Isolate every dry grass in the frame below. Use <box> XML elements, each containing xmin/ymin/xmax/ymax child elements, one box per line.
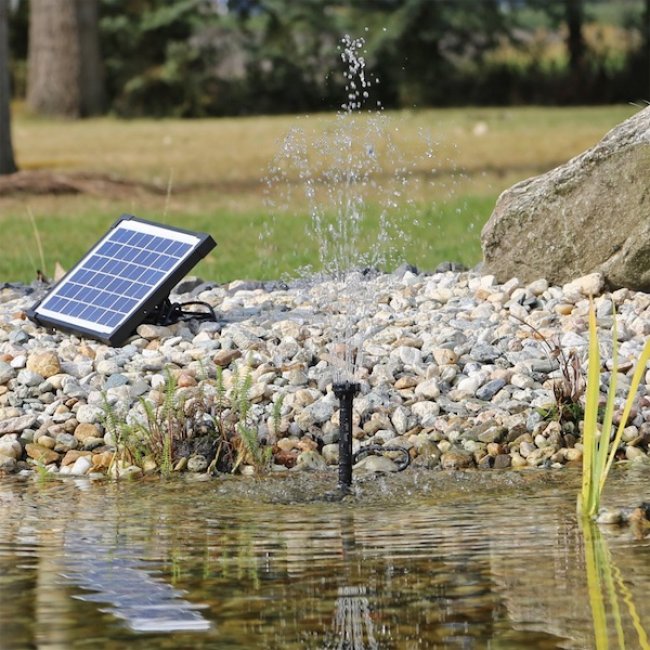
<box><xmin>1</xmin><ymin>104</ymin><xmax>639</xmax><ymax>282</ymax></box>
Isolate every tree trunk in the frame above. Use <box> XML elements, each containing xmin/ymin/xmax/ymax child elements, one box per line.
<box><xmin>566</xmin><ymin>0</ymin><xmax>585</xmax><ymax>74</ymax></box>
<box><xmin>76</xmin><ymin>0</ymin><xmax>105</xmax><ymax>116</ymax></box>
<box><xmin>26</xmin><ymin>0</ymin><xmax>81</xmax><ymax>117</ymax></box>
<box><xmin>0</xmin><ymin>0</ymin><xmax>17</xmax><ymax>175</ymax></box>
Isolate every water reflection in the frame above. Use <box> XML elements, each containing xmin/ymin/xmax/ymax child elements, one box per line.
<box><xmin>1</xmin><ymin>468</ymin><xmax>650</xmax><ymax>649</ymax></box>
<box><xmin>581</xmin><ymin>517</ymin><xmax>650</xmax><ymax>649</ymax></box>
<box><xmin>62</xmin><ymin>527</ymin><xmax>210</xmax><ymax>632</ymax></box>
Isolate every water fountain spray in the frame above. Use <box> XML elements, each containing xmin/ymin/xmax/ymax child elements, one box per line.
<box><xmin>333</xmin><ymin>380</ymin><xmax>360</xmax><ymax>492</ymax></box>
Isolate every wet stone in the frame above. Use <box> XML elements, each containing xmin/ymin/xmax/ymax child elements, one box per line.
<box><xmin>493</xmin><ymin>454</ymin><xmax>512</xmax><ymax>469</ymax></box>
<box><xmin>187</xmin><ymin>455</ymin><xmax>208</xmax><ymax>472</ymax></box>
<box><xmin>440</xmin><ymin>449</ymin><xmax>475</xmax><ymax>470</ymax></box>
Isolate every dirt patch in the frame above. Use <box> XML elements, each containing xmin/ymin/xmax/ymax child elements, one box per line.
<box><xmin>0</xmin><ymin>170</ymin><xmax>166</xmax><ymax>198</ymax></box>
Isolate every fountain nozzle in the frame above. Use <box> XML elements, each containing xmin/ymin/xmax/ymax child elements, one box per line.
<box><xmin>333</xmin><ymin>381</ymin><xmax>360</xmax><ymax>492</ymax></box>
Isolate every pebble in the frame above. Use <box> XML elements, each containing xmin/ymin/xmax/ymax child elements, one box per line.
<box><xmin>0</xmin><ymin>269</ymin><xmax>647</xmax><ymax>479</ymax></box>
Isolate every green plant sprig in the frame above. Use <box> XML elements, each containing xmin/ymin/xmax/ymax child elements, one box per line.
<box><xmin>579</xmin><ymin>298</ymin><xmax>650</xmax><ymax>518</ymax></box>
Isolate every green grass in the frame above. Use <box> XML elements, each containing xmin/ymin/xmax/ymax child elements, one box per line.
<box><xmin>1</xmin><ymin>104</ymin><xmax>639</xmax><ymax>283</ymax></box>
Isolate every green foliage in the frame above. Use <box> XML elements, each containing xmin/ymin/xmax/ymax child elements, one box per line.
<box><xmin>230</xmin><ymin>366</ymin><xmax>273</xmax><ymax>476</ymax></box>
<box><xmin>7</xmin><ymin>0</ymin><xmax>650</xmax><ymax>114</ymax></box>
<box><xmin>102</xmin><ymin>370</ymin><xmax>191</xmax><ymax>477</ymax></box>
<box><xmin>100</xmin><ymin>0</ymin><xmax>221</xmax><ymax>117</ymax></box>
<box><xmin>579</xmin><ymin>300</ymin><xmax>650</xmax><ymax>519</ymax></box>
<box><xmin>101</xmin><ymin>362</ymin><xmax>276</xmax><ymax>478</ymax></box>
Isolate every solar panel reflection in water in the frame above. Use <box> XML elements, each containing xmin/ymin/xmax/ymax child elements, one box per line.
<box><xmin>27</xmin><ymin>215</ymin><xmax>216</xmax><ymax>346</ymax></box>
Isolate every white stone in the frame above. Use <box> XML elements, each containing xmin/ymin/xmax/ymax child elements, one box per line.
<box><xmin>563</xmin><ymin>273</ymin><xmax>604</xmax><ymax>299</ymax></box>
<box><xmin>414</xmin><ymin>378</ymin><xmax>440</xmax><ymax>400</ymax></box>
<box><xmin>76</xmin><ymin>405</ymin><xmax>104</xmax><ymax>424</ymax></box>
<box><xmin>69</xmin><ymin>456</ymin><xmax>92</xmax><ymax>476</ymax></box>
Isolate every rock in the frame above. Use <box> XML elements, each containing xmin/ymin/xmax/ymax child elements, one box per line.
<box><xmin>74</xmin><ymin>422</ymin><xmax>101</xmax><ymax>443</ymax></box>
<box><xmin>481</xmin><ymin>106</ymin><xmax>650</xmax><ymax>291</ymax></box>
<box><xmin>0</xmin><ymin>414</ymin><xmax>37</xmax><ymax>434</ymax></box>
<box><xmin>432</xmin><ymin>348</ymin><xmax>458</xmax><ymax>365</ymax></box>
<box><xmin>25</xmin><ymin>443</ymin><xmax>60</xmax><ymax>465</ymax></box>
<box><xmin>0</xmin><ymin>437</ymin><xmax>22</xmax><ymax>459</ymax></box>
<box><xmin>354</xmin><ymin>454</ymin><xmax>399</xmax><ymax>473</ymax></box>
<box><xmin>563</xmin><ymin>273</ymin><xmax>605</xmax><ymax>299</ymax></box>
<box><xmin>626</xmin><ymin>446</ymin><xmax>646</xmax><ymax>461</ymax></box>
<box><xmin>54</xmin><ymin>432</ymin><xmax>78</xmax><ymax>453</ymax></box>
<box><xmin>76</xmin><ymin>405</ymin><xmax>104</xmax><ymax>424</ymax></box>
<box><xmin>411</xmin><ymin>401</ymin><xmax>440</xmax><ymax>427</ymax></box>
<box><xmin>414</xmin><ymin>378</ymin><xmax>440</xmax><ymax>400</ymax></box>
<box><xmin>0</xmin><ymin>454</ymin><xmax>17</xmax><ymax>470</ymax></box>
<box><xmin>187</xmin><ymin>454</ymin><xmax>208</xmax><ymax>472</ymax></box>
<box><xmin>136</xmin><ymin>324</ymin><xmax>172</xmax><ymax>339</ymax></box>
<box><xmin>493</xmin><ymin>454</ymin><xmax>512</xmax><ymax>469</ymax></box>
<box><xmin>69</xmin><ymin>455</ymin><xmax>92</xmax><ymax>476</ymax></box>
<box><xmin>294</xmin><ymin>450</ymin><xmax>328</xmax><ymax>471</ymax></box>
<box><xmin>476</xmin><ymin>379</ymin><xmax>506</xmax><ymax>401</ymax></box>
<box><xmin>390</xmin><ymin>406</ymin><xmax>410</xmax><ymax>435</ymax></box>
<box><xmin>322</xmin><ymin>443</ymin><xmax>339</xmax><ymax>465</ymax></box>
<box><xmin>440</xmin><ymin>449</ymin><xmax>475</xmax><ymax>469</ymax></box>
<box><xmin>0</xmin><ymin>361</ymin><xmax>14</xmax><ymax>384</ymax></box>
<box><xmin>596</xmin><ymin>508</ymin><xmax>624</xmax><ymax>525</ymax></box>
<box><xmin>26</xmin><ymin>351</ymin><xmax>61</xmax><ymax>378</ymax></box>
<box><xmin>92</xmin><ymin>451</ymin><xmax>114</xmax><ymax>471</ymax></box>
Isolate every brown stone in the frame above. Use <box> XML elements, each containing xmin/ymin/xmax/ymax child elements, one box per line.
<box><xmin>394</xmin><ymin>376</ymin><xmax>418</xmax><ymax>390</ymax></box>
<box><xmin>440</xmin><ymin>449</ymin><xmax>475</xmax><ymax>470</ymax></box>
<box><xmin>92</xmin><ymin>451</ymin><xmax>114</xmax><ymax>470</ymax></box>
<box><xmin>25</xmin><ymin>443</ymin><xmax>61</xmax><ymax>465</ymax></box>
<box><xmin>61</xmin><ymin>450</ymin><xmax>91</xmax><ymax>466</ymax></box>
<box><xmin>74</xmin><ymin>422</ymin><xmax>101</xmax><ymax>443</ymax></box>
<box><xmin>213</xmin><ymin>349</ymin><xmax>241</xmax><ymax>367</ymax></box>
<box><xmin>26</xmin><ymin>351</ymin><xmax>61</xmax><ymax>379</ymax></box>
<box><xmin>177</xmin><ymin>372</ymin><xmax>197</xmax><ymax>388</ymax></box>
<box><xmin>493</xmin><ymin>454</ymin><xmax>512</xmax><ymax>469</ymax></box>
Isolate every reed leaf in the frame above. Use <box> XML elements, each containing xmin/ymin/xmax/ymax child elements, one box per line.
<box><xmin>581</xmin><ymin>301</ymin><xmax>604</xmax><ymax>517</ymax></box>
<box><xmin>601</xmin><ymin>337</ymin><xmax>650</xmax><ymax>488</ymax></box>
<box><xmin>580</xmin><ymin>299</ymin><xmax>650</xmax><ymax>518</ymax></box>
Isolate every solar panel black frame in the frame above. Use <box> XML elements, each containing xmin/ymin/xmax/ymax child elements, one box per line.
<box><xmin>27</xmin><ymin>214</ymin><xmax>217</xmax><ymax>346</ymax></box>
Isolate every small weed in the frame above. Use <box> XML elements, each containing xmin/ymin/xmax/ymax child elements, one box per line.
<box><xmin>512</xmin><ymin>313</ymin><xmax>585</xmax><ymax>424</ymax></box>
<box><xmin>229</xmin><ymin>367</ymin><xmax>272</xmax><ymax>476</ymax></box>
<box><xmin>100</xmin><ymin>363</ymin><xmax>277</xmax><ymax>478</ymax></box>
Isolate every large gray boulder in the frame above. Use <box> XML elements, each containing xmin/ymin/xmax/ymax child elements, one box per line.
<box><xmin>481</xmin><ymin>106</ymin><xmax>650</xmax><ymax>291</ymax></box>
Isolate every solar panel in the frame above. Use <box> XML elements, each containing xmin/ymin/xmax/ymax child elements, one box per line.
<box><xmin>27</xmin><ymin>214</ymin><xmax>217</xmax><ymax>346</ymax></box>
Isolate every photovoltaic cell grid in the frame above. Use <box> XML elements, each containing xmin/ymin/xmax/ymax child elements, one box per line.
<box><xmin>27</xmin><ymin>216</ymin><xmax>216</xmax><ymax>346</ymax></box>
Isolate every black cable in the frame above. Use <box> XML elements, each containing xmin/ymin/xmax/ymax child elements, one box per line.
<box><xmin>146</xmin><ymin>298</ymin><xmax>217</xmax><ymax>326</ymax></box>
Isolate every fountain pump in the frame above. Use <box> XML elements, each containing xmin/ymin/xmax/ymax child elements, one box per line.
<box><xmin>333</xmin><ymin>381</ymin><xmax>360</xmax><ymax>492</ymax></box>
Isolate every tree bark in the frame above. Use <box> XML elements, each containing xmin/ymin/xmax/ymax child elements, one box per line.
<box><xmin>0</xmin><ymin>0</ymin><xmax>17</xmax><ymax>174</ymax></box>
<box><xmin>26</xmin><ymin>0</ymin><xmax>80</xmax><ymax>117</ymax></box>
<box><xmin>76</xmin><ymin>0</ymin><xmax>105</xmax><ymax>116</ymax></box>
<box><xmin>565</xmin><ymin>0</ymin><xmax>585</xmax><ymax>74</ymax></box>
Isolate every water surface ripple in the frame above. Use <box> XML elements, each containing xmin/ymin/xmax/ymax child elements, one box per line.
<box><xmin>1</xmin><ymin>467</ymin><xmax>650</xmax><ymax>649</ymax></box>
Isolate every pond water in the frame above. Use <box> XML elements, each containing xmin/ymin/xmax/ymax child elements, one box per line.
<box><xmin>1</xmin><ymin>466</ymin><xmax>650</xmax><ymax>649</ymax></box>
